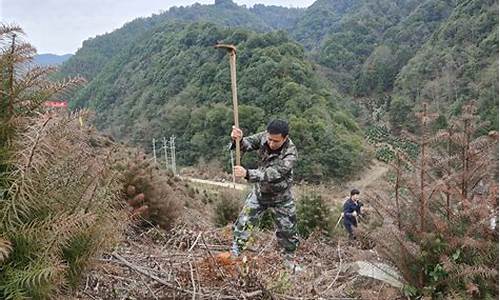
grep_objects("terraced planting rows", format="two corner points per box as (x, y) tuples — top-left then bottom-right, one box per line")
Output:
(365, 126), (419, 163)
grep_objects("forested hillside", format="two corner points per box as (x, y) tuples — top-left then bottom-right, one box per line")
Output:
(57, 0), (498, 180)
(72, 22), (365, 180)
(318, 0), (454, 95)
(391, 0), (498, 132)
(58, 0), (304, 80)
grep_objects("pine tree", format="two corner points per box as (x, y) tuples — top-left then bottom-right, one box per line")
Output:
(368, 102), (498, 298)
(0, 24), (125, 299)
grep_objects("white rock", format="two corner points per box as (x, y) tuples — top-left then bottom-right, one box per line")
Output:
(353, 261), (404, 288)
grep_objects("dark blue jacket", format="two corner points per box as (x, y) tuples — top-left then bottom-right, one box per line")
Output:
(343, 198), (362, 225)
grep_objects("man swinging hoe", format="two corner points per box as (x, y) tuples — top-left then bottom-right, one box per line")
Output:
(215, 44), (301, 272)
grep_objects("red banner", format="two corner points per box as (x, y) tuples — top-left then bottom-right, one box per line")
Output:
(45, 101), (68, 108)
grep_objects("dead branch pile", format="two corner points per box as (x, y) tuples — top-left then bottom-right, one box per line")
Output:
(73, 213), (401, 300)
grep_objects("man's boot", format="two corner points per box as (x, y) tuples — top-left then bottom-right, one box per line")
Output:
(283, 252), (303, 274)
(230, 242), (240, 258)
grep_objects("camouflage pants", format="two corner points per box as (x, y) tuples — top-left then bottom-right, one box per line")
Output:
(232, 189), (299, 254)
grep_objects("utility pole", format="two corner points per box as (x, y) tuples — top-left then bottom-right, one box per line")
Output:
(163, 137), (169, 170)
(152, 138), (157, 164)
(169, 135), (176, 175)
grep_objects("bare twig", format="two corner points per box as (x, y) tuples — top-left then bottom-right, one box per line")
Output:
(83, 291), (98, 300)
(200, 235), (228, 278)
(256, 235), (275, 258)
(140, 275), (159, 300)
(188, 232), (202, 252)
(321, 241), (343, 295)
(112, 251), (261, 299)
(189, 262), (197, 300)
(112, 252), (192, 295)
(275, 294), (348, 300)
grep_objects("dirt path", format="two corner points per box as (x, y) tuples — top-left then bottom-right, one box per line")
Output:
(328, 160), (389, 206)
(349, 160), (389, 191)
(180, 176), (249, 191)
(182, 160), (388, 194)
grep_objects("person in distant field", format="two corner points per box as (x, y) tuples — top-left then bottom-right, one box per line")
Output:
(229, 119), (301, 272)
(343, 188), (363, 240)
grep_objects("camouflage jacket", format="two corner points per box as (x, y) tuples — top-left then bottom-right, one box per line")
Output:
(234, 132), (298, 201)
